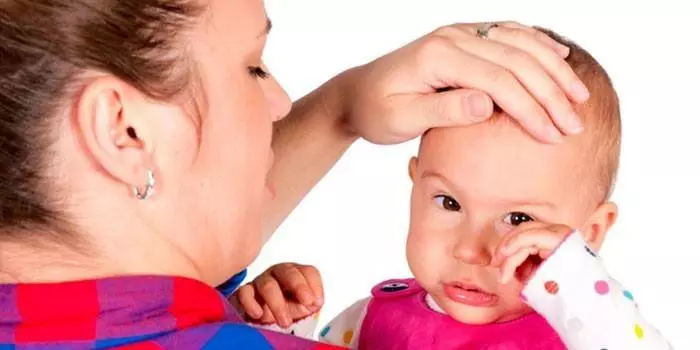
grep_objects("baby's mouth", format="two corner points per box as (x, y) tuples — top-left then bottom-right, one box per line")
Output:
(443, 282), (499, 307)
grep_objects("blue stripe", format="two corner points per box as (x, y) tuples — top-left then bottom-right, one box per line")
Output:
(95, 332), (167, 348)
(215, 270), (248, 298)
(202, 324), (272, 350)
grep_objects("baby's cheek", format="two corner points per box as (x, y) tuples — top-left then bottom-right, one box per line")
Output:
(406, 229), (446, 286)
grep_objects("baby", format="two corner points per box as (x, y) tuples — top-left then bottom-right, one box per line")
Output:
(235, 29), (671, 349)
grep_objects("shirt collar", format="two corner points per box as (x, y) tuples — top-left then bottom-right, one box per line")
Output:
(0, 275), (242, 344)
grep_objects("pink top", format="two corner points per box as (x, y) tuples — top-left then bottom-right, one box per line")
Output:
(358, 278), (566, 350)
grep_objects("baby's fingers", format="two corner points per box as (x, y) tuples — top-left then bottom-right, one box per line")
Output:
(254, 275), (292, 328)
(236, 284), (263, 320)
(500, 224), (572, 257)
(258, 305), (278, 325)
(500, 247), (537, 284)
(272, 264), (316, 307)
(297, 265), (324, 307)
(259, 303), (313, 326)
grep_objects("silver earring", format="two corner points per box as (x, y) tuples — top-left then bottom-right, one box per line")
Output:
(132, 169), (155, 200)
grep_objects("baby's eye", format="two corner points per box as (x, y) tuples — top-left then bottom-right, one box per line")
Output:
(503, 212), (534, 226)
(434, 195), (461, 212)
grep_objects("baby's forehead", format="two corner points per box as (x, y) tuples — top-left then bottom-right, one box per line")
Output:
(421, 118), (557, 156)
(419, 121), (590, 182)
(419, 113), (594, 159)
(417, 119), (603, 206)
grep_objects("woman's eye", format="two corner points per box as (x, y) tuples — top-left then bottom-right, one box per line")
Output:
(248, 66), (269, 79)
(433, 195), (461, 212)
(503, 212), (534, 226)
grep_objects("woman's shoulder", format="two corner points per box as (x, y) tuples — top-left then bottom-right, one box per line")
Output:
(138, 321), (341, 349)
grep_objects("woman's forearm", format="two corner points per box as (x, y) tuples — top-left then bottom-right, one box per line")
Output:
(264, 75), (358, 237)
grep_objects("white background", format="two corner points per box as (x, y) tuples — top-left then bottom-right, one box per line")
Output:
(251, 1), (700, 348)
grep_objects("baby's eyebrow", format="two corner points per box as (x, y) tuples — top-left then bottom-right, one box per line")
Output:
(421, 171), (460, 190)
(499, 199), (556, 208)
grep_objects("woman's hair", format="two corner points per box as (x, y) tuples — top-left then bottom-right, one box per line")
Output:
(0, 0), (203, 239)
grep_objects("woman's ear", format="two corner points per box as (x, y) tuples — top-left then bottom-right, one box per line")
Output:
(579, 202), (618, 251)
(74, 77), (155, 190)
(409, 157), (418, 182)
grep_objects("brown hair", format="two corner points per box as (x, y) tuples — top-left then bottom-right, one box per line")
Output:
(0, 0), (204, 239)
(536, 27), (622, 203)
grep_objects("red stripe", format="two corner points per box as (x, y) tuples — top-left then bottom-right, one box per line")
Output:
(116, 340), (162, 349)
(169, 277), (226, 330)
(15, 280), (99, 342)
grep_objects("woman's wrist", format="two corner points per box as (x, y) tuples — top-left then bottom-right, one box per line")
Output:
(309, 68), (361, 142)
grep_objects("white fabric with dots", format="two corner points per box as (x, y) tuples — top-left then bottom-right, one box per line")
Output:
(318, 297), (370, 347)
(239, 310), (320, 340)
(522, 231), (671, 349)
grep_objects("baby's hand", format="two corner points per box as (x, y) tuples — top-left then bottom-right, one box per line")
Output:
(233, 263), (324, 328)
(491, 223), (573, 284)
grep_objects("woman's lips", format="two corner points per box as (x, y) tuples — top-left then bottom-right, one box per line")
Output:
(443, 282), (499, 307)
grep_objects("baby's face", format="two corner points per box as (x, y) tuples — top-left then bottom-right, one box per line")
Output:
(407, 119), (596, 324)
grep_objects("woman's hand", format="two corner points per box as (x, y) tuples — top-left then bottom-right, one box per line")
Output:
(234, 263), (324, 328)
(339, 21), (589, 144)
(491, 223), (574, 284)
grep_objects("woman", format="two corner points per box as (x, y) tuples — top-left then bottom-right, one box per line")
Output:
(0, 0), (587, 348)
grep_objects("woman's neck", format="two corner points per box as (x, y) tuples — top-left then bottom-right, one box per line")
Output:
(0, 240), (112, 283)
(0, 232), (203, 284)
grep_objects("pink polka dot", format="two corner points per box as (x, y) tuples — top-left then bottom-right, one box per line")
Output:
(545, 281), (559, 294)
(595, 280), (610, 295)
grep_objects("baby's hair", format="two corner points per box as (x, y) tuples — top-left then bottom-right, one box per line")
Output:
(479, 28), (621, 205)
(536, 27), (622, 204)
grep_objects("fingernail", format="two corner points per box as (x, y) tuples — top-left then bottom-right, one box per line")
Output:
(565, 112), (584, 134)
(282, 316), (292, 328)
(547, 127), (563, 143)
(570, 81), (590, 102)
(466, 93), (491, 120)
(301, 291), (315, 306)
(557, 45), (570, 58)
(314, 297), (324, 307)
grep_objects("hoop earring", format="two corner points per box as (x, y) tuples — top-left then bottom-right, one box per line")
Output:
(132, 169), (155, 200)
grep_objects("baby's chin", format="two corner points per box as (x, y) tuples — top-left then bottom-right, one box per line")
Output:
(435, 294), (532, 325)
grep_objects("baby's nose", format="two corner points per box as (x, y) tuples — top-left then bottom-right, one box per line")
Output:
(453, 235), (492, 266)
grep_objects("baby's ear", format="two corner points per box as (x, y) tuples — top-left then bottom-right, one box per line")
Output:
(408, 157), (418, 182)
(580, 202), (618, 251)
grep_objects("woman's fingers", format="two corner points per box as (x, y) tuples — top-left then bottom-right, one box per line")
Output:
(426, 45), (561, 143)
(437, 23), (588, 136)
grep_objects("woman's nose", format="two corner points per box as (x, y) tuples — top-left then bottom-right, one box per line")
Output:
(268, 76), (292, 122)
